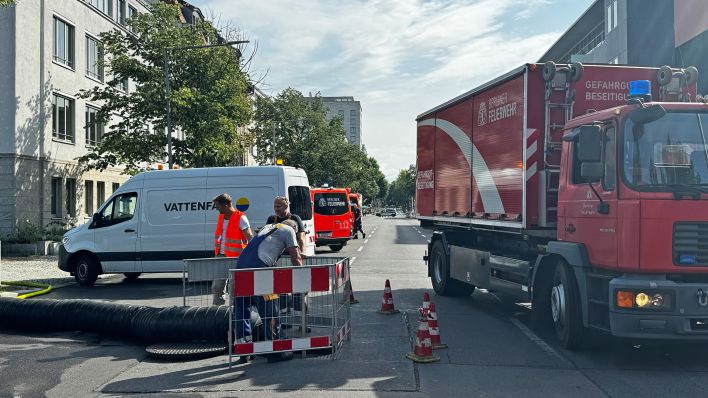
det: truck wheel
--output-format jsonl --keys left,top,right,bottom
{"left": 329, "top": 244, "right": 343, "bottom": 252}
{"left": 569, "top": 62, "right": 584, "bottom": 82}
{"left": 542, "top": 61, "right": 556, "bottom": 81}
{"left": 685, "top": 66, "right": 699, "bottom": 86}
{"left": 75, "top": 254, "right": 100, "bottom": 286}
{"left": 430, "top": 240, "right": 475, "bottom": 296}
{"left": 657, "top": 65, "right": 673, "bottom": 86}
{"left": 551, "top": 262, "right": 584, "bottom": 349}
{"left": 124, "top": 272, "right": 141, "bottom": 281}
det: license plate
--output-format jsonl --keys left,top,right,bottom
{"left": 318, "top": 232, "right": 332, "bottom": 237}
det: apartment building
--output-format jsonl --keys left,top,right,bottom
{"left": 0, "top": 0, "right": 151, "bottom": 237}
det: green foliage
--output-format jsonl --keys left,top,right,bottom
{"left": 387, "top": 166, "right": 416, "bottom": 211}
{"left": 251, "top": 89, "right": 387, "bottom": 203}
{"left": 78, "top": 3, "right": 253, "bottom": 173}
{"left": 0, "top": 0, "right": 16, "bottom": 6}
{"left": 7, "top": 220, "right": 43, "bottom": 243}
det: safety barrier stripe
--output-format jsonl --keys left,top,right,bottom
{"left": 232, "top": 266, "right": 331, "bottom": 296}
{"left": 234, "top": 336, "right": 331, "bottom": 355}
{"left": 336, "top": 320, "right": 351, "bottom": 344}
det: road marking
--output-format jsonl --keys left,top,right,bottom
{"left": 421, "top": 235, "right": 426, "bottom": 238}
{"left": 364, "top": 239, "right": 369, "bottom": 243}
{"left": 508, "top": 317, "right": 574, "bottom": 369}
{"left": 350, "top": 257, "right": 356, "bottom": 264}
{"left": 357, "top": 246, "right": 363, "bottom": 252}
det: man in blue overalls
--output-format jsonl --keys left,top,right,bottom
{"left": 234, "top": 219, "right": 301, "bottom": 363}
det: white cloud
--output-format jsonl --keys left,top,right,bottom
{"left": 197, "top": 0, "right": 566, "bottom": 180}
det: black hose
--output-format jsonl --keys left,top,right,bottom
{"left": 0, "top": 298, "right": 229, "bottom": 343}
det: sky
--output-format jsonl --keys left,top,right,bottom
{"left": 190, "top": 0, "right": 595, "bottom": 180}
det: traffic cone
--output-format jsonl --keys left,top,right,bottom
{"left": 427, "top": 302, "right": 447, "bottom": 349}
{"left": 422, "top": 292, "right": 431, "bottom": 311}
{"left": 345, "top": 279, "right": 359, "bottom": 304}
{"left": 406, "top": 308, "right": 440, "bottom": 363}
{"left": 377, "top": 279, "right": 399, "bottom": 314}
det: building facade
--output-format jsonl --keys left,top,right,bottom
{"left": 0, "top": 0, "right": 151, "bottom": 238}
{"left": 539, "top": 0, "right": 708, "bottom": 94}
{"left": 320, "top": 96, "right": 363, "bottom": 149}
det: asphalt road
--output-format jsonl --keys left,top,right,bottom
{"left": 3, "top": 215, "right": 708, "bottom": 397}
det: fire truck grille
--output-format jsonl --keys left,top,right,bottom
{"left": 673, "top": 222, "right": 708, "bottom": 266}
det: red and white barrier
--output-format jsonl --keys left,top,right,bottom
{"left": 235, "top": 336, "right": 331, "bottom": 355}
{"left": 232, "top": 265, "right": 331, "bottom": 296}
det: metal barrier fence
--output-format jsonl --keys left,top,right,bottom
{"left": 228, "top": 257, "right": 351, "bottom": 365}
{"left": 182, "top": 257, "right": 236, "bottom": 307}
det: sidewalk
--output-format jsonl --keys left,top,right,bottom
{"left": 0, "top": 255, "right": 75, "bottom": 288}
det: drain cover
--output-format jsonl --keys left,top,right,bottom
{"left": 146, "top": 342, "right": 228, "bottom": 360}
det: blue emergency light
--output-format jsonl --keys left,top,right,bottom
{"left": 629, "top": 80, "right": 652, "bottom": 102}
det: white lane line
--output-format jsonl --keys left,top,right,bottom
{"left": 364, "top": 239, "right": 369, "bottom": 243}
{"left": 421, "top": 235, "right": 426, "bottom": 238}
{"left": 357, "top": 246, "right": 363, "bottom": 252}
{"left": 350, "top": 257, "right": 356, "bottom": 264}
{"left": 508, "top": 317, "right": 574, "bottom": 369}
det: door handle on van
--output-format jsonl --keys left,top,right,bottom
{"left": 124, "top": 228, "right": 135, "bottom": 233}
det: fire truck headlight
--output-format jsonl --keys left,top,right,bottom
{"left": 617, "top": 290, "right": 672, "bottom": 310}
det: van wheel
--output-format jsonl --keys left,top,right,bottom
{"left": 430, "top": 240, "right": 475, "bottom": 296}
{"left": 551, "top": 262, "right": 584, "bottom": 349}
{"left": 124, "top": 272, "right": 141, "bottom": 281}
{"left": 75, "top": 254, "right": 100, "bottom": 286}
{"left": 329, "top": 244, "right": 343, "bottom": 252}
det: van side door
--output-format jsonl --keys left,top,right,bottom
{"left": 90, "top": 191, "right": 140, "bottom": 273}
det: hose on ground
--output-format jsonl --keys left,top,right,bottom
{"left": 0, "top": 297, "right": 229, "bottom": 343}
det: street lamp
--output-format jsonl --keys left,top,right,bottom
{"left": 163, "top": 40, "right": 249, "bottom": 169}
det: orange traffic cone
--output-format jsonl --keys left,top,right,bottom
{"left": 427, "top": 302, "right": 448, "bottom": 349}
{"left": 377, "top": 279, "right": 400, "bottom": 314}
{"left": 422, "top": 292, "right": 431, "bottom": 311}
{"left": 406, "top": 308, "right": 440, "bottom": 363}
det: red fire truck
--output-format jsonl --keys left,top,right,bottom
{"left": 417, "top": 62, "right": 707, "bottom": 348}
{"left": 311, "top": 187, "right": 352, "bottom": 252}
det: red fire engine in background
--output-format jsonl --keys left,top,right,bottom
{"left": 311, "top": 187, "right": 352, "bottom": 252}
{"left": 417, "top": 62, "right": 708, "bottom": 348}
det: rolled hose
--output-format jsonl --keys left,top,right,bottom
{"left": 0, "top": 297, "right": 229, "bottom": 343}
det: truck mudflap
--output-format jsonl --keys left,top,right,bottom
{"left": 609, "top": 275, "right": 708, "bottom": 339}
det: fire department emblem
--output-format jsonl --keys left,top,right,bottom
{"left": 586, "top": 190, "right": 593, "bottom": 200}
{"left": 478, "top": 102, "right": 487, "bottom": 126}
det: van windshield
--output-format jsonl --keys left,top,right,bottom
{"left": 314, "top": 193, "right": 349, "bottom": 216}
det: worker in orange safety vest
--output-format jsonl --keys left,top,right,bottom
{"left": 212, "top": 193, "right": 253, "bottom": 305}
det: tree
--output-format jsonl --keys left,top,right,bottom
{"left": 387, "top": 165, "right": 416, "bottom": 211}
{"left": 251, "top": 89, "right": 386, "bottom": 202}
{"left": 78, "top": 3, "right": 253, "bottom": 173}
{"left": 0, "top": 0, "right": 16, "bottom": 6}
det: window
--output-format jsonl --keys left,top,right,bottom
{"left": 117, "top": 0, "right": 125, "bottom": 24}
{"left": 288, "top": 186, "right": 312, "bottom": 221}
{"left": 571, "top": 128, "right": 601, "bottom": 185}
{"left": 52, "top": 94, "right": 75, "bottom": 142}
{"left": 128, "top": 6, "right": 137, "bottom": 32}
{"left": 610, "top": 56, "right": 619, "bottom": 65}
{"left": 53, "top": 17, "right": 74, "bottom": 68}
{"left": 86, "top": 35, "right": 104, "bottom": 81}
{"left": 97, "top": 181, "right": 105, "bottom": 208}
{"left": 603, "top": 127, "right": 616, "bottom": 190}
{"left": 350, "top": 126, "right": 356, "bottom": 135}
{"left": 313, "top": 192, "right": 349, "bottom": 216}
{"left": 607, "top": 1, "right": 618, "bottom": 33}
{"left": 112, "top": 182, "right": 119, "bottom": 192}
{"left": 85, "top": 180, "right": 94, "bottom": 215}
{"left": 93, "top": 192, "right": 137, "bottom": 228}
{"left": 90, "top": 0, "right": 112, "bottom": 17}
{"left": 118, "top": 77, "right": 129, "bottom": 93}
{"left": 85, "top": 106, "right": 104, "bottom": 145}
{"left": 51, "top": 177, "right": 62, "bottom": 218}
{"left": 66, "top": 178, "right": 76, "bottom": 217}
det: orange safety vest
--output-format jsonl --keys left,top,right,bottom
{"left": 214, "top": 212, "right": 248, "bottom": 257}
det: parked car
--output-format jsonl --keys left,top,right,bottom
{"left": 380, "top": 208, "right": 397, "bottom": 217}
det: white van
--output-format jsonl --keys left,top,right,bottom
{"left": 58, "top": 166, "right": 315, "bottom": 285}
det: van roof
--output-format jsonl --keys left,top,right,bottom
{"left": 130, "top": 166, "right": 305, "bottom": 181}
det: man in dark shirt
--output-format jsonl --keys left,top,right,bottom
{"left": 266, "top": 196, "right": 306, "bottom": 255}
{"left": 351, "top": 203, "right": 365, "bottom": 239}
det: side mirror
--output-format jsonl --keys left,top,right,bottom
{"left": 580, "top": 162, "right": 604, "bottom": 180}
{"left": 628, "top": 104, "right": 666, "bottom": 124}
